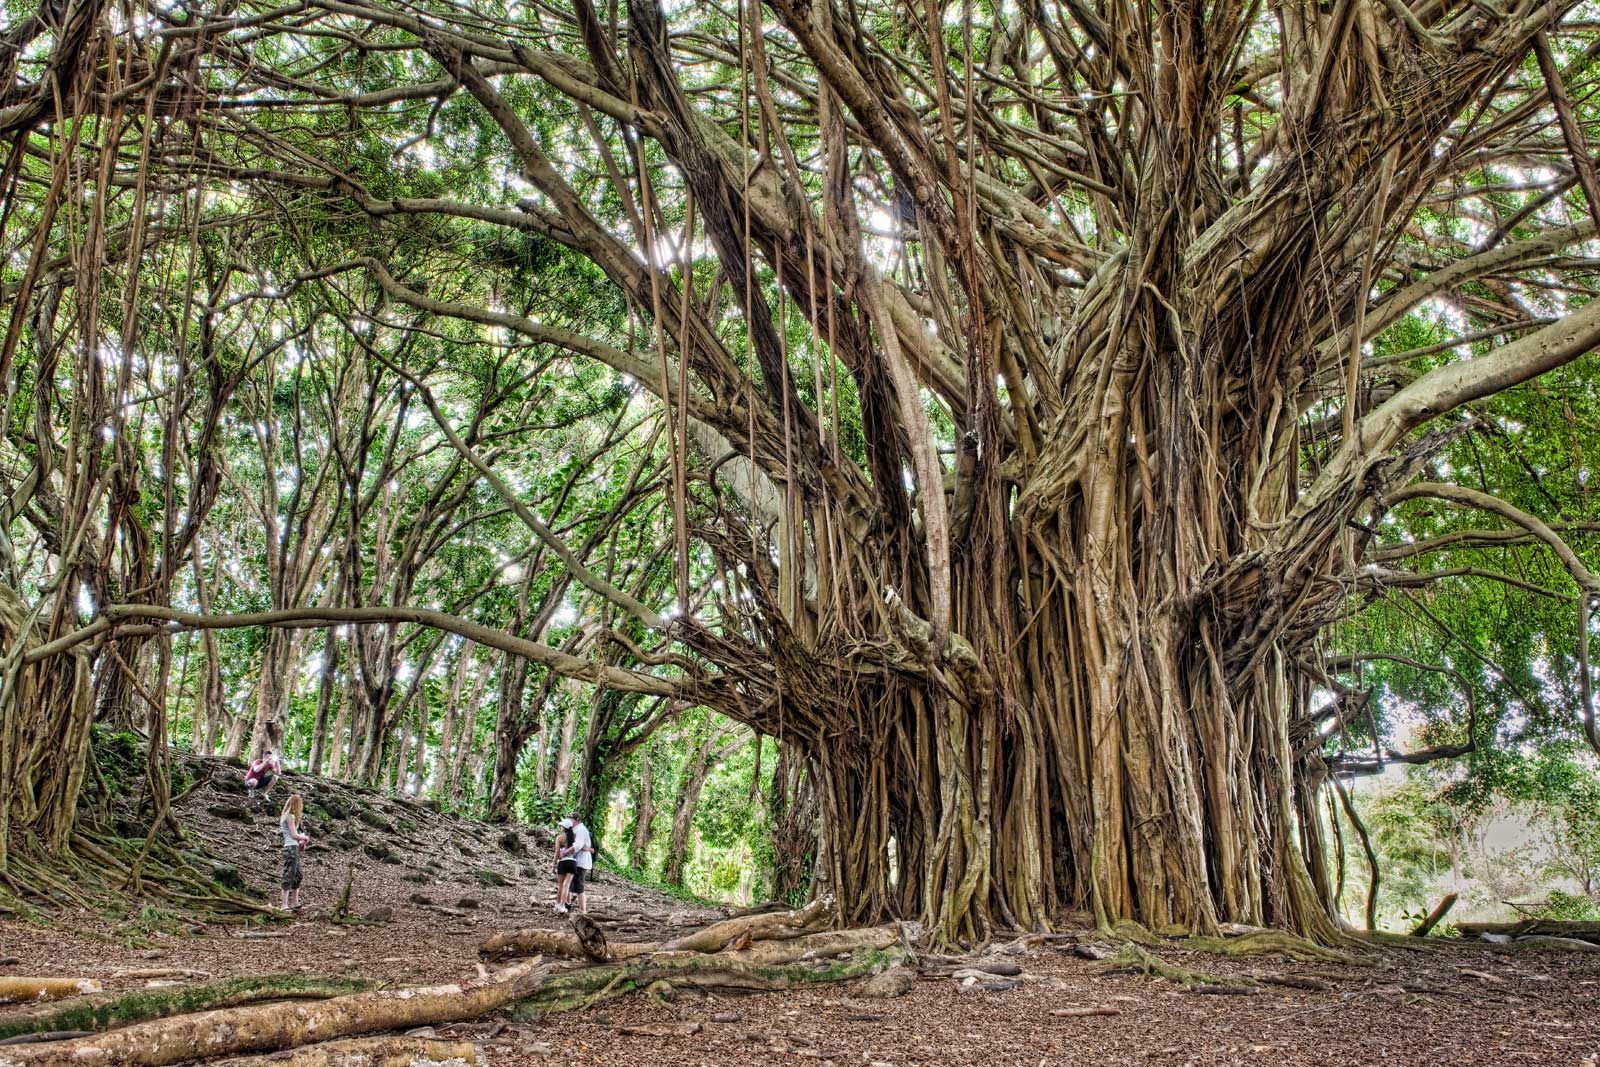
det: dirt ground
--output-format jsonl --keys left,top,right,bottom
{"left": 2, "top": 761, "right": 1597, "bottom": 1066}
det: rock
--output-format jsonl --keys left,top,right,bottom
{"left": 498, "top": 830, "right": 525, "bottom": 856}
{"left": 357, "top": 808, "right": 395, "bottom": 832}
{"left": 206, "top": 804, "right": 250, "bottom": 822}
{"left": 712, "top": 1011, "right": 744, "bottom": 1023}
{"left": 363, "top": 906, "right": 395, "bottom": 923}
{"left": 456, "top": 897, "right": 480, "bottom": 909}
{"left": 211, "top": 863, "right": 246, "bottom": 891}
{"left": 1071, "top": 942, "right": 1116, "bottom": 961}
{"left": 859, "top": 967, "right": 915, "bottom": 1000}
{"left": 475, "top": 869, "right": 508, "bottom": 887}
{"left": 1480, "top": 933, "right": 1514, "bottom": 944}
{"left": 187, "top": 925, "right": 207, "bottom": 936}
{"left": 362, "top": 841, "right": 398, "bottom": 863}
{"left": 409, "top": 893, "right": 434, "bottom": 905}
{"left": 321, "top": 798, "right": 352, "bottom": 819}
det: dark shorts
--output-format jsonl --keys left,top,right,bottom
{"left": 569, "top": 867, "right": 587, "bottom": 894}
{"left": 557, "top": 858, "right": 578, "bottom": 877}
{"left": 281, "top": 845, "right": 302, "bottom": 890}
{"left": 247, "top": 771, "right": 276, "bottom": 791}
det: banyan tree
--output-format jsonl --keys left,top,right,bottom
{"left": 4, "top": 0, "right": 1600, "bottom": 942}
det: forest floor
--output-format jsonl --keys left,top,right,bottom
{"left": 1, "top": 758, "right": 1596, "bottom": 1066}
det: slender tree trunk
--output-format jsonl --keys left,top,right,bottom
{"left": 664, "top": 724, "right": 734, "bottom": 887}
{"left": 410, "top": 693, "right": 428, "bottom": 794}
{"left": 629, "top": 746, "right": 655, "bottom": 867}
{"left": 550, "top": 680, "right": 580, "bottom": 801}
{"left": 448, "top": 658, "right": 490, "bottom": 803}
{"left": 328, "top": 678, "right": 351, "bottom": 780}
{"left": 487, "top": 653, "right": 531, "bottom": 822}
{"left": 308, "top": 626, "right": 340, "bottom": 776}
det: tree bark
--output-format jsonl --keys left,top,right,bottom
{"left": 629, "top": 744, "right": 655, "bottom": 867}
{"left": 308, "top": 626, "right": 341, "bottom": 777}
{"left": 0, "top": 962, "right": 547, "bottom": 1067}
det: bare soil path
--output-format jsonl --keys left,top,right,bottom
{"left": 2, "top": 760, "right": 1596, "bottom": 1066}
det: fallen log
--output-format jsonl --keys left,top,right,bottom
{"left": 211, "top": 1037, "right": 484, "bottom": 1066}
{"left": 481, "top": 895, "right": 843, "bottom": 963}
{"left": 1455, "top": 919, "right": 1600, "bottom": 944}
{"left": 0, "top": 961, "right": 547, "bottom": 1067}
{"left": 0, "top": 983, "right": 100, "bottom": 1008}
{"left": 1410, "top": 893, "right": 1458, "bottom": 937}
{"left": 0, "top": 975, "right": 370, "bottom": 1042}
{"left": 658, "top": 896, "right": 834, "bottom": 953}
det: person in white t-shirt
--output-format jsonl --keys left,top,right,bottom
{"left": 558, "top": 812, "right": 594, "bottom": 915}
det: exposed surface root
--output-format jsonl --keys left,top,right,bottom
{"left": 1103, "top": 944, "right": 1261, "bottom": 992}
{"left": 511, "top": 946, "right": 908, "bottom": 1020}
{"left": 0, "top": 975, "right": 372, "bottom": 1041}
{"left": 1177, "top": 931, "right": 1368, "bottom": 965}
{"left": 210, "top": 1037, "right": 484, "bottom": 1066}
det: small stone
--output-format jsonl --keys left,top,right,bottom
{"left": 408, "top": 893, "right": 433, "bottom": 906}
{"left": 859, "top": 967, "right": 915, "bottom": 1000}
{"left": 712, "top": 1011, "right": 744, "bottom": 1023}
{"left": 456, "top": 897, "right": 480, "bottom": 909}
{"left": 363, "top": 906, "right": 395, "bottom": 923}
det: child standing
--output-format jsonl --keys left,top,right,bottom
{"left": 279, "top": 794, "right": 310, "bottom": 911}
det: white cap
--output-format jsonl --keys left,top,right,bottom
{"left": 559, "top": 818, "right": 574, "bottom": 829}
